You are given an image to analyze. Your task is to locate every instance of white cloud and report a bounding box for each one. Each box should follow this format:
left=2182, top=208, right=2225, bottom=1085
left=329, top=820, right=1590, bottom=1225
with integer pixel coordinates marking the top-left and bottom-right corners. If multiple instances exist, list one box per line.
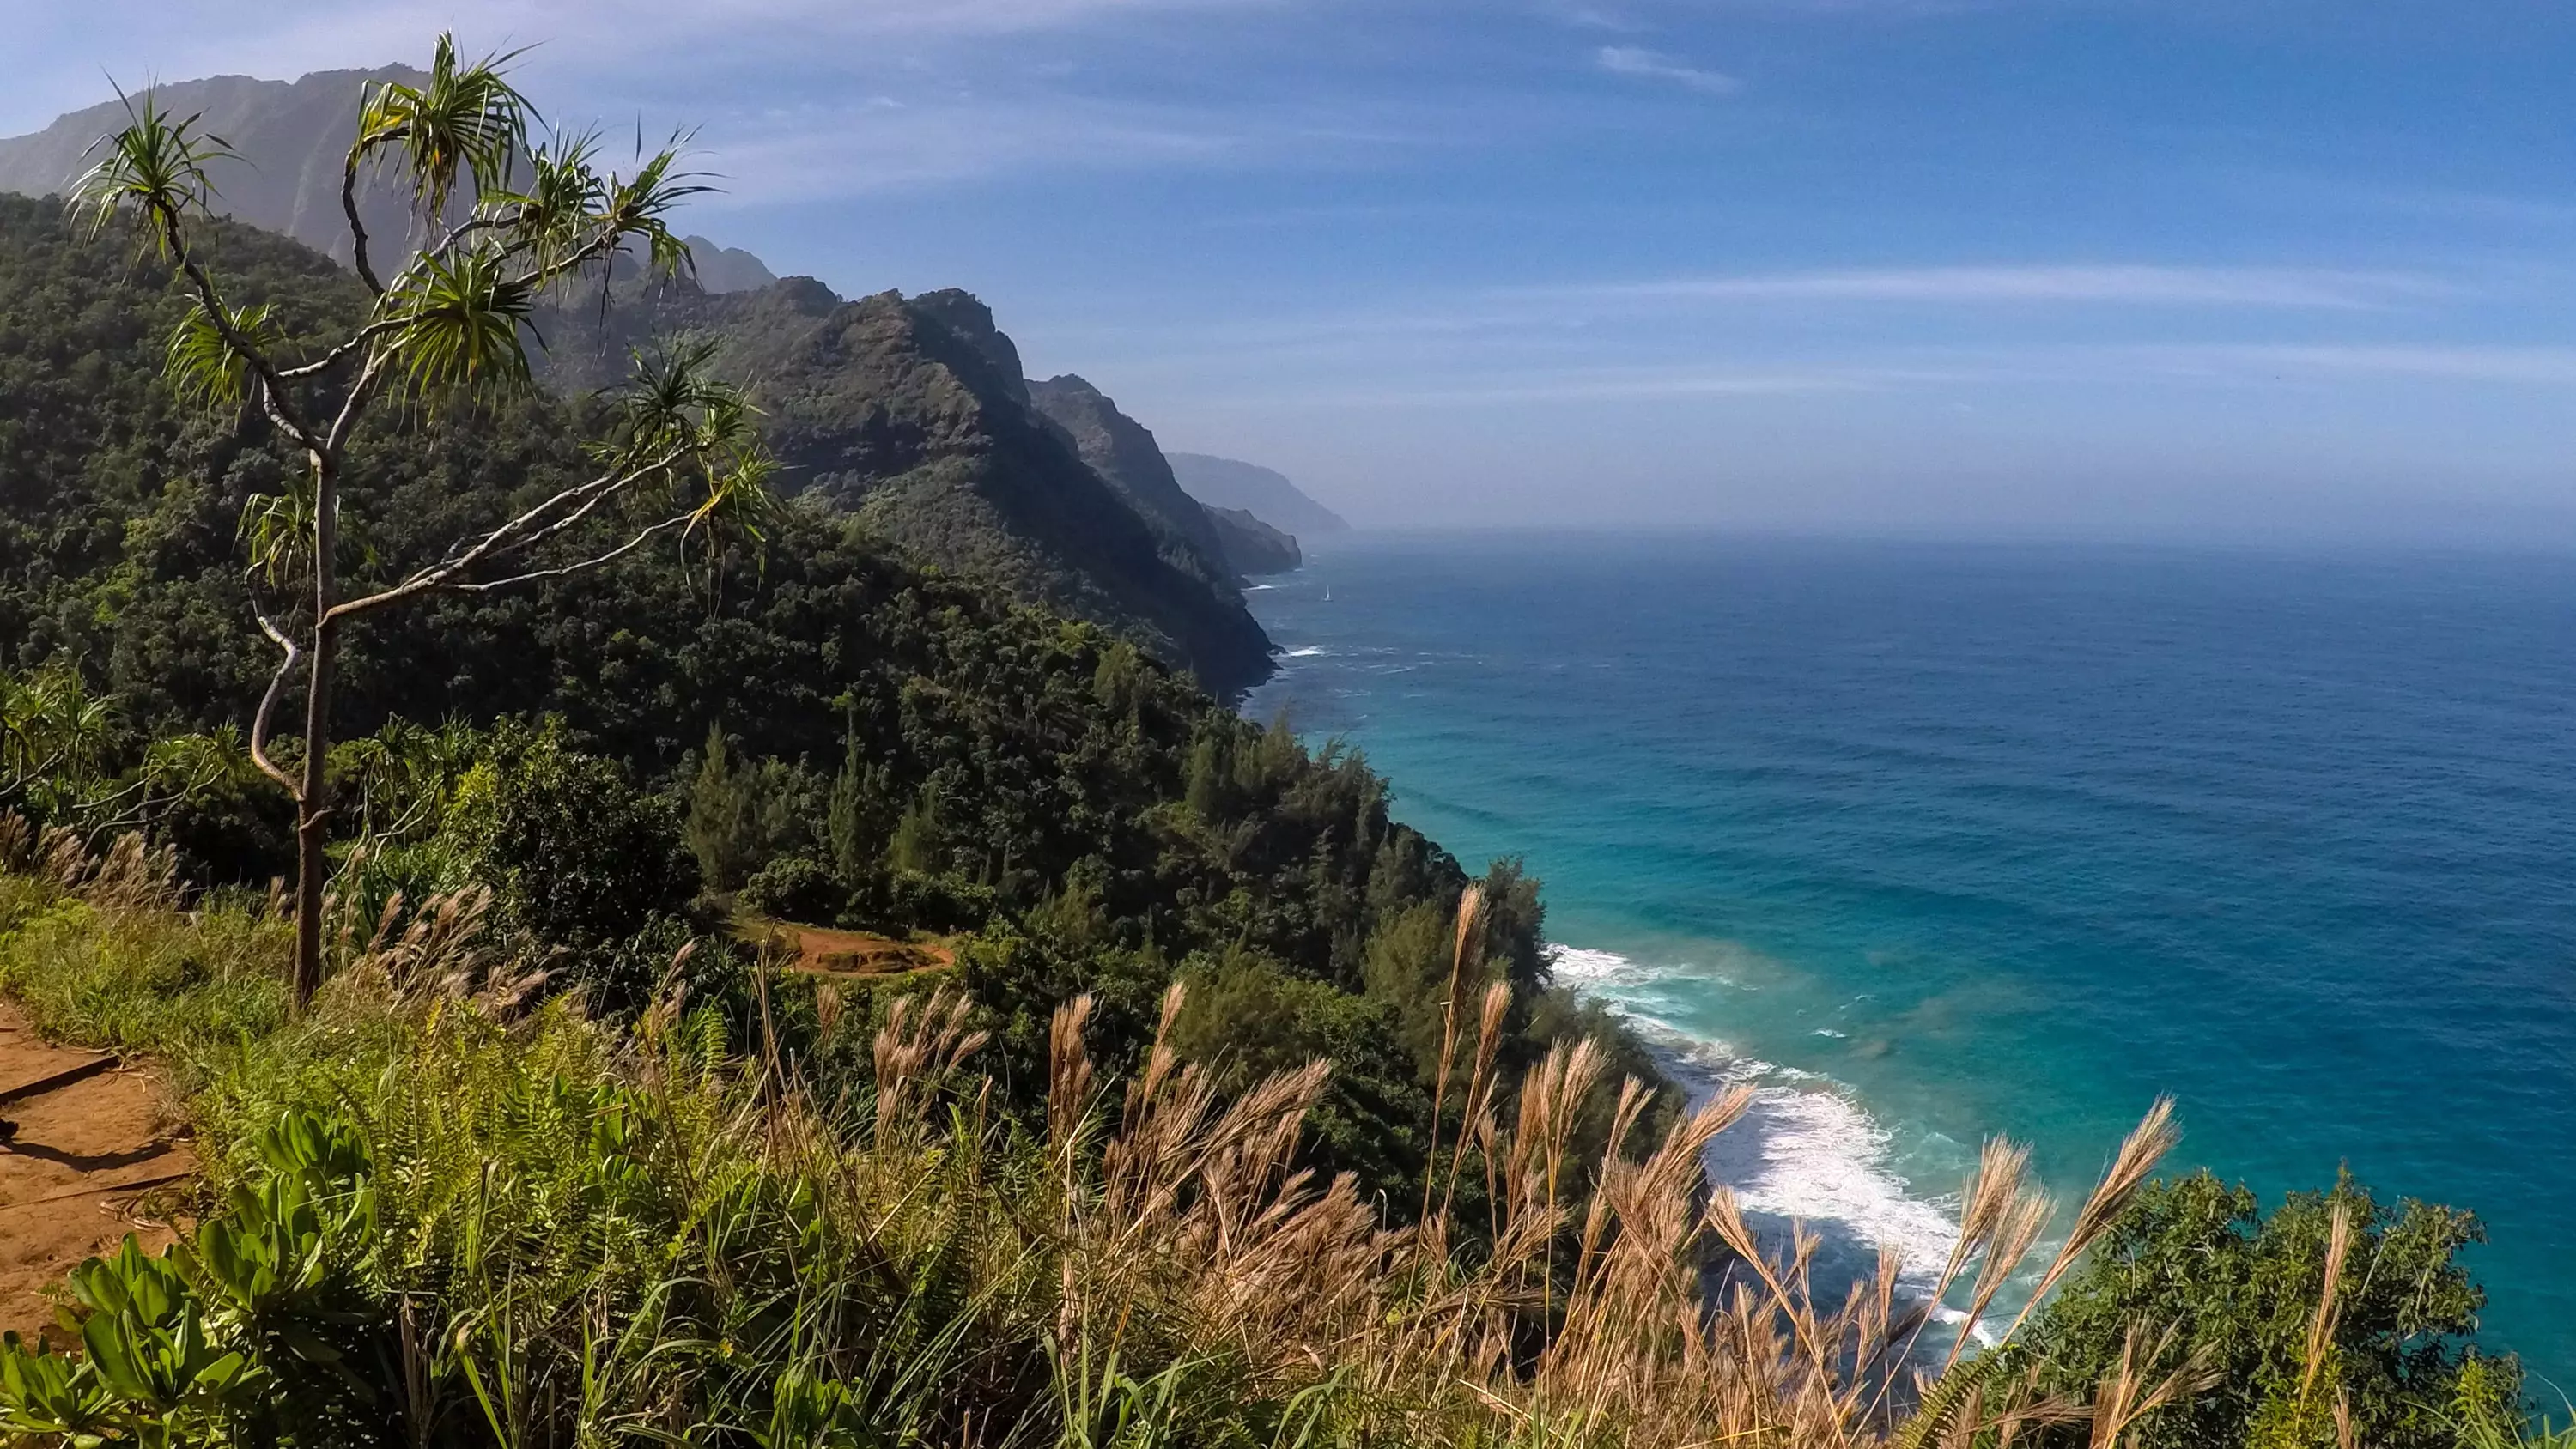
left=1593, top=45, right=1741, bottom=95
left=1542, top=264, right=2457, bottom=309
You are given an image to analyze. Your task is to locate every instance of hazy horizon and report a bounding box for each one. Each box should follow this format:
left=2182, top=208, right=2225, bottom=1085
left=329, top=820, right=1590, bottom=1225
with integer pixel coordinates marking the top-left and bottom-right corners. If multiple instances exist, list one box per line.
left=10, top=1, right=2576, bottom=542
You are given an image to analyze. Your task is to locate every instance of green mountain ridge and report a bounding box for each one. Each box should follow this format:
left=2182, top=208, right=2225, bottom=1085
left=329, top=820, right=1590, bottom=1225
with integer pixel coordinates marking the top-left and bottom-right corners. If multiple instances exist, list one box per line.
left=536, top=276, right=1278, bottom=697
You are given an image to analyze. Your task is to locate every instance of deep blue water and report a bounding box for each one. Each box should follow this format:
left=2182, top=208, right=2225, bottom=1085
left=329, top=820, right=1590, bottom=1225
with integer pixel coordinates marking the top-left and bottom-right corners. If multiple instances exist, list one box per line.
left=1242, top=533, right=2576, bottom=1388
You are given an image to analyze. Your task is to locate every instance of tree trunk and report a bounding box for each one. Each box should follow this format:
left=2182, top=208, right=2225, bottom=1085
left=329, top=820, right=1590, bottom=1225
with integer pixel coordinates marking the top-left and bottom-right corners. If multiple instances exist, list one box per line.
left=290, top=456, right=341, bottom=1008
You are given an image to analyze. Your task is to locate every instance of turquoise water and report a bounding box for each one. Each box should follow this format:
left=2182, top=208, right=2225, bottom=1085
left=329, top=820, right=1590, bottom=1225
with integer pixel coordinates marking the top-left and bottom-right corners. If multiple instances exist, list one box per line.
left=1243, top=533, right=2576, bottom=1387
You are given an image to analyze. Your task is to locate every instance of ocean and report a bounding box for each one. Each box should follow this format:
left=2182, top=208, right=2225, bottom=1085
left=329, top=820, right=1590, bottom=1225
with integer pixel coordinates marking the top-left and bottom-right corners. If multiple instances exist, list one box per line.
left=1242, top=532, right=2576, bottom=1387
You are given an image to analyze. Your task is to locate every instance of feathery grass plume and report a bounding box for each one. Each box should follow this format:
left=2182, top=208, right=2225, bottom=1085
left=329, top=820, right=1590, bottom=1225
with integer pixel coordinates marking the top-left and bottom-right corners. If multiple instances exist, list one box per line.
left=2085, top=1323, right=2215, bottom=1449
left=1955, top=1190, right=2056, bottom=1364
left=1433, top=978, right=1516, bottom=1224
left=76, top=831, right=183, bottom=912
left=1424, top=883, right=1485, bottom=1219
left=343, top=886, right=549, bottom=1013
left=1126, top=980, right=1190, bottom=1139
left=2299, top=1200, right=2355, bottom=1404
left=813, top=980, right=844, bottom=1043
left=2007, top=1096, right=2181, bottom=1340
left=1050, top=992, right=1099, bottom=1158
left=872, top=985, right=987, bottom=1138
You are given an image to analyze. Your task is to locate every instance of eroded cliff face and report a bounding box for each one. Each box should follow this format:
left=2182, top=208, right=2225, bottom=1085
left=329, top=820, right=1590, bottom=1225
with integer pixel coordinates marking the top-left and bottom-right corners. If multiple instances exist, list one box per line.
left=1028, top=374, right=1242, bottom=584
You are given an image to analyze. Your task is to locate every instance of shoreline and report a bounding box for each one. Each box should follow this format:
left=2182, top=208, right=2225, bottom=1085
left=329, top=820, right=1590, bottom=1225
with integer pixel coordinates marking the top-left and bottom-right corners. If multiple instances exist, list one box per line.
left=1548, top=943, right=1978, bottom=1317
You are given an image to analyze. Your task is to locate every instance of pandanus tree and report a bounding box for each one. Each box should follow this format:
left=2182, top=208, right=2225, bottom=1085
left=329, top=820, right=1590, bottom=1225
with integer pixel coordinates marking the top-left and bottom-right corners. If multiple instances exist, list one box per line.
left=71, top=37, right=775, bottom=1005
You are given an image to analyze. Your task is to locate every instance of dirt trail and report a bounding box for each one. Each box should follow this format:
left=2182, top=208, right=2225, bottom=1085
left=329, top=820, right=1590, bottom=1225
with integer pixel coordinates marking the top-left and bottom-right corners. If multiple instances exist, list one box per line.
left=744, top=920, right=957, bottom=979
left=0, top=1003, right=191, bottom=1344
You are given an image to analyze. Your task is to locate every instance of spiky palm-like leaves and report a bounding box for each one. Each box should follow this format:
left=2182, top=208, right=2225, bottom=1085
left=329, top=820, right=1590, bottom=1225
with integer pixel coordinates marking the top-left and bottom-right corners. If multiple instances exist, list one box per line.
left=355, top=34, right=530, bottom=222
left=167, top=300, right=285, bottom=410
left=381, top=246, right=538, bottom=396
left=68, top=88, right=235, bottom=251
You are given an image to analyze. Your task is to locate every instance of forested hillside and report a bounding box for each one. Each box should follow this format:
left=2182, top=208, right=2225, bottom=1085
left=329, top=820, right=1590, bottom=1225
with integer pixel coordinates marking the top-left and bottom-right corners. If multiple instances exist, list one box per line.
left=0, top=190, right=1649, bottom=1188
left=3, top=72, right=1273, bottom=699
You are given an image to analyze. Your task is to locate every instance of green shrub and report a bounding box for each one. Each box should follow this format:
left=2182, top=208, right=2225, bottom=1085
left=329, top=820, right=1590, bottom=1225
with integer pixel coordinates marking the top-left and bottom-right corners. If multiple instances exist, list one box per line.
left=441, top=721, right=697, bottom=958
left=742, top=853, right=841, bottom=925
left=2014, top=1169, right=2519, bottom=1449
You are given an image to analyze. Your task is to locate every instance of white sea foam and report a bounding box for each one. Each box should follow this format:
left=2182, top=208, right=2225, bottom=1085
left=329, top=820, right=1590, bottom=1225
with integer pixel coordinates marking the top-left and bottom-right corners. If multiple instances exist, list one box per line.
left=1286, top=646, right=1329, bottom=658
left=1546, top=944, right=1649, bottom=986
left=1545, top=943, right=1965, bottom=1299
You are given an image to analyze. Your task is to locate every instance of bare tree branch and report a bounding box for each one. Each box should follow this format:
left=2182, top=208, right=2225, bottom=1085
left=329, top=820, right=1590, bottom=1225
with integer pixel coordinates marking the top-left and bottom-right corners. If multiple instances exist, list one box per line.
left=246, top=604, right=306, bottom=800
left=325, top=446, right=690, bottom=622
left=445, top=510, right=701, bottom=595
left=324, top=350, right=392, bottom=458
left=276, top=316, right=404, bottom=383
left=340, top=148, right=386, bottom=297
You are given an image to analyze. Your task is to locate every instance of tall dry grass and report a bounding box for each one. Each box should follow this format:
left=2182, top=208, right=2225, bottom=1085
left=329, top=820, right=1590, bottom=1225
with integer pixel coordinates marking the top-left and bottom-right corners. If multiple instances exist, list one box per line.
left=0, top=826, right=2242, bottom=1449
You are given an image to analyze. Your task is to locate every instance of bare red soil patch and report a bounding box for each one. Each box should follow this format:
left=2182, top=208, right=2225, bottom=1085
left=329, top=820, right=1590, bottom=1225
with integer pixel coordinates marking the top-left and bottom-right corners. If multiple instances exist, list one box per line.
left=742, top=919, right=957, bottom=979
left=0, top=1003, right=191, bottom=1344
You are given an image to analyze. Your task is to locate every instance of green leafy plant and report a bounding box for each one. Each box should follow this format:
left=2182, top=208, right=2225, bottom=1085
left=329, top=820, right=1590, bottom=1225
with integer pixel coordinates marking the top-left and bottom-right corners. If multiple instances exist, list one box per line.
left=70, top=34, right=771, bottom=1006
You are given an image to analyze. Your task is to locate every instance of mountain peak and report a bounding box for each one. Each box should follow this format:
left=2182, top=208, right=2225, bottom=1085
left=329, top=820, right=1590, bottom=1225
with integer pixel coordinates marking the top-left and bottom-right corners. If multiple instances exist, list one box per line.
left=902, top=289, right=1028, bottom=406
left=0, top=66, right=781, bottom=294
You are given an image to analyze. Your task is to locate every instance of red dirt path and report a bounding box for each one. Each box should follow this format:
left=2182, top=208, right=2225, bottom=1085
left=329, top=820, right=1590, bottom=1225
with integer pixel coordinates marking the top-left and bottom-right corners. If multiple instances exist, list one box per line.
left=0, top=1003, right=191, bottom=1344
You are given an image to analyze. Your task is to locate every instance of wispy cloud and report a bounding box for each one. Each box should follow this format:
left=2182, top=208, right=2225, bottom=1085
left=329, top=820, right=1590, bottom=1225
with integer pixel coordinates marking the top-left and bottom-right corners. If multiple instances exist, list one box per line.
left=2139, top=343, right=2576, bottom=385
left=1594, top=45, right=1741, bottom=95
left=1541, top=264, right=2458, bottom=309
left=1215, top=363, right=1967, bottom=409
left=706, top=96, right=1250, bottom=201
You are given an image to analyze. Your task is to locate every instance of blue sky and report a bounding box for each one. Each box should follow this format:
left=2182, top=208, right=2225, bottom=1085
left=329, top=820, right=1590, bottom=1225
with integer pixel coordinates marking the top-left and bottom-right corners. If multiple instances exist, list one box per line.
left=11, top=0, right=2576, bottom=538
